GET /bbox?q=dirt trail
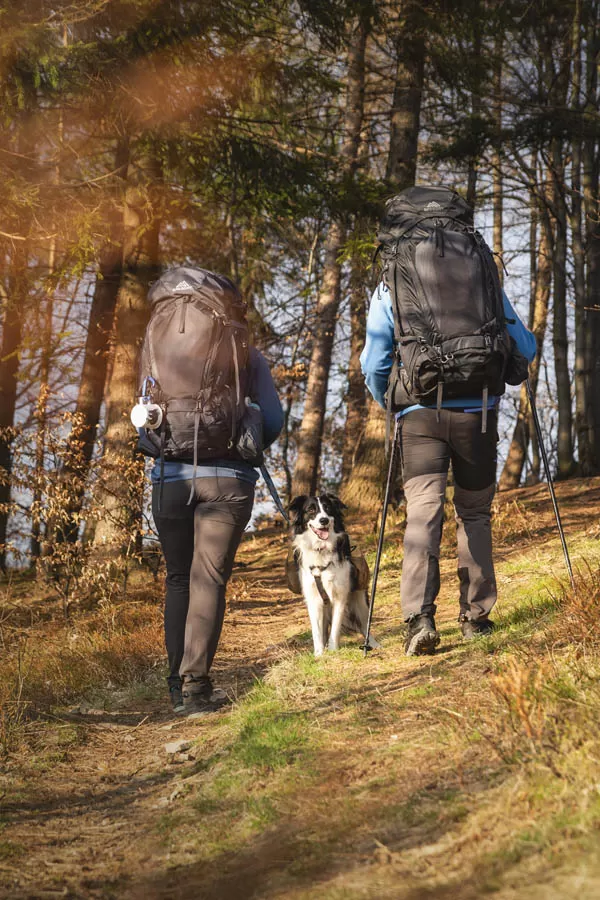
[1,529,303,899]
[2,478,600,899]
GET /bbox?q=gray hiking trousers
[152,476,254,681]
[399,408,498,622]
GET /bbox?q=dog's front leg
[302,579,326,657]
[308,602,326,657]
[328,598,346,651]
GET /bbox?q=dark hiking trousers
[399,408,498,623]
[152,476,254,684]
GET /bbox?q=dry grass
[5,484,600,898]
[552,567,600,649]
[0,590,164,755]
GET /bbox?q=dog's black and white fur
[290,494,378,657]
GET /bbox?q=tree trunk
[292,15,368,496]
[550,46,574,479]
[344,0,425,517]
[31,52,66,560]
[0,251,29,572]
[583,1,600,469]
[59,136,130,543]
[30,240,56,561]
[570,0,595,474]
[385,5,425,188]
[492,42,504,287]
[552,196,573,478]
[499,178,552,490]
[92,146,161,551]
[341,252,368,485]
[342,397,386,514]
[465,22,481,209]
[0,95,36,571]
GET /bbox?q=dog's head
[288,493,347,542]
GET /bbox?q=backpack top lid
[380,185,474,239]
[147,266,245,314]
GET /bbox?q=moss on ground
[4,483,600,898]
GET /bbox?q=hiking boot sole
[405,629,440,657]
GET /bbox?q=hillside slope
[2,478,600,899]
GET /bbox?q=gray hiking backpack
[377,185,528,430]
[136,266,262,470]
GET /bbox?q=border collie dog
[289,494,378,657]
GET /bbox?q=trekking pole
[525,379,574,588]
[260,464,290,524]
[363,416,401,656]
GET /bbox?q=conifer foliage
[0,0,599,574]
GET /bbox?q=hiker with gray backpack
[360,186,537,656]
[133,267,283,715]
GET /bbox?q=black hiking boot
[168,678,184,714]
[178,676,229,717]
[405,614,440,656]
[460,616,495,640]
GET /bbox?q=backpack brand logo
[424,201,443,212]
[174,280,194,292]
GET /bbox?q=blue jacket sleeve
[248,347,284,448]
[503,292,537,362]
[360,284,394,409]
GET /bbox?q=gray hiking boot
[178,676,229,717]
[168,678,184,714]
[460,616,494,640]
[405,614,440,656]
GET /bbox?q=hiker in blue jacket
[151,348,283,714]
[361,282,536,654]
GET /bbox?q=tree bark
[341,252,368,485]
[492,41,504,287]
[385,4,425,188]
[292,15,368,496]
[92,146,161,550]
[465,21,482,209]
[550,37,574,479]
[30,241,56,561]
[59,136,130,543]
[0,250,29,571]
[31,46,66,560]
[552,186,573,478]
[570,0,595,474]
[499,178,552,490]
[583,0,600,469]
[344,0,426,516]
[0,95,36,571]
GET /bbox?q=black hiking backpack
[136,266,262,471]
[377,185,528,430]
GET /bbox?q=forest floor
[3,478,600,899]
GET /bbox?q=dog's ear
[288,495,307,526]
[322,493,347,513]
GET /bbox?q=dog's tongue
[312,526,329,541]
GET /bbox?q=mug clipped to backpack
[236,399,264,466]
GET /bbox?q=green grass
[11,487,600,898]
[0,840,24,860]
